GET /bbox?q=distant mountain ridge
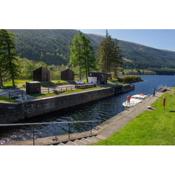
[9,29,175,68]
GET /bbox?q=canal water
[1,75,175,143]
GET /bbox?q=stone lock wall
[0,85,134,124]
[0,88,115,124]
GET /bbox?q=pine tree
[0,55,5,87]
[0,29,19,87]
[70,32,83,80]
[98,30,122,76]
[111,40,123,78]
[70,32,95,81]
[0,30,8,87]
[80,34,96,82]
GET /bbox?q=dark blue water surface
[1,75,175,143]
[48,75,175,123]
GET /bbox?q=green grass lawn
[2,79,105,101]
[62,86,103,95]
[31,92,58,98]
[52,80,69,85]
[4,80,30,89]
[98,89,175,145]
[0,96,16,103]
[41,80,69,87]
[32,86,104,99]
[108,76,142,85]
[3,79,69,89]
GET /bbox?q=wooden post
[163,97,166,111]
[32,126,35,145]
[8,91,10,100]
[68,123,71,141]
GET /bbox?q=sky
[81,29,175,51]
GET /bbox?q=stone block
[26,81,41,95]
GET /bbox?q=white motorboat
[122,94,148,108]
[122,98,142,108]
[131,94,148,100]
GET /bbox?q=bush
[118,76,142,83]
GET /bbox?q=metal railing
[0,85,76,101]
[0,120,100,145]
[42,85,75,94]
[0,89,24,98]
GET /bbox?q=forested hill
[9,29,175,68]
[10,30,78,65]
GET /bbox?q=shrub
[118,76,142,83]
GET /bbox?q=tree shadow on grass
[169,110,175,112]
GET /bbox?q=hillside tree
[70,32,83,79]
[81,34,96,81]
[0,29,19,87]
[0,52,6,87]
[70,32,95,81]
[111,40,123,78]
[98,30,122,77]
[0,30,8,87]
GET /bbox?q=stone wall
[114,84,135,95]
[0,85,134,124]
[0,88,115,123]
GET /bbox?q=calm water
[1,75,175,143]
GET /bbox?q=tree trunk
[87,66,90,83]
[12,76,15,88]
[113,69,118,79]
[0,72,3,88]
[7,41,16,88]
[79,66,82,80]
[85,57,88,83]
[85,69,88,83]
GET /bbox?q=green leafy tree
[0,54,6,87]
[0,30,8,87]
[98,30,122,76]
[70,32,83,80]
[111,40,123,78]
[80,34,96,81]
[70,32,95,81]
[0,29,19,87]
[97,31,112,72]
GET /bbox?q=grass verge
[32,86,104,99]
[0,96,16,103]
[97,89,175,145]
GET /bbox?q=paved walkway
[60,92,163,145]
[96,92,163,140]
[64,92,163,145]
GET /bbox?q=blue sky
[81,29,175,51]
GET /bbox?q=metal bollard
[90,123,93,136]
[32,126,35,145]
[68,123,71,140]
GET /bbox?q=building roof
[33,67,49,72]
[61,68,74,73]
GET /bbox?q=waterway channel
[1,75,175,144]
